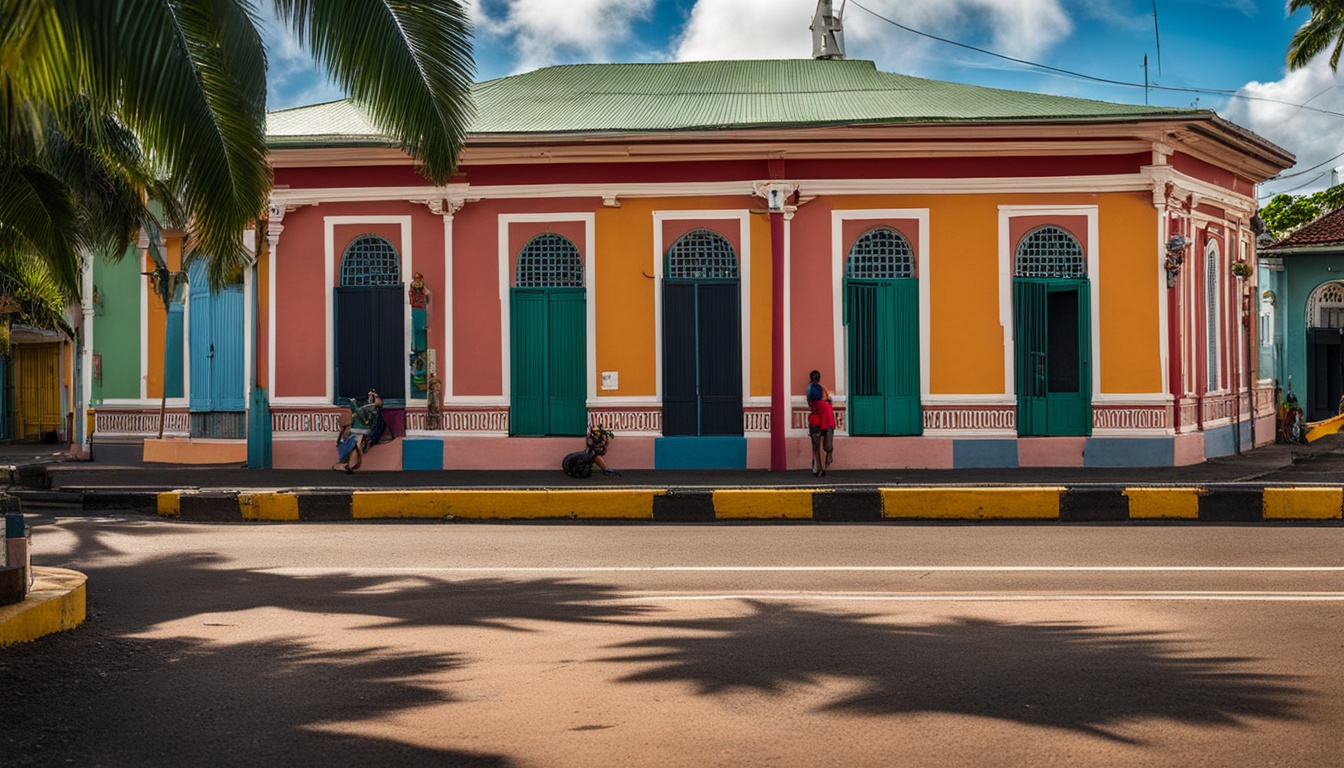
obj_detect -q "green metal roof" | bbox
[267,58,1197,145]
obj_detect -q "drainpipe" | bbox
[757,176,794,472]
[79,254,94,455]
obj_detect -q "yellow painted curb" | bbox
[239,492,300,521]
[0,567,87,647]
[351,489,662,519]
[1263,487,1344,520]
[157,491,181,518]
[712,489,817,519]
[1124,487,1201,519]
[880,487,1063,519]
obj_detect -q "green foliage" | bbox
[1259,184,1344,239]
[1288,0,1344,71]
[0,249,72,355]
[1,0,475,292]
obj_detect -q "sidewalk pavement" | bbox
[2,434,1342,523]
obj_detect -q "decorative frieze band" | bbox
[95,412,190,434]
[272,411,345,433]
[923,406,1015,431]
[587,408,662,433]
[1202,394,1236,424]
[1092,406,1170,430]
[744,408,770,433]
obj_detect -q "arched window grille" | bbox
[666,228,738,280]
[516,233,583,287]
[1206,240,1221,391]
[340,235,401,286]
[846,227,914,278]
[1014,226,1085,278]
[1307,281,1344,328]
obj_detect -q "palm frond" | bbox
[274,0,476,184]
[1287,1,1344,70]
[0,158,83,296]
[53,0,270,288]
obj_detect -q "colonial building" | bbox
[85,55,1293,469]
[1259,208,1344,423]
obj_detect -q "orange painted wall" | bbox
[592,201,658,397]
[1096,192,1162,393]
[590,196,761,398]
[825,192,1162,396]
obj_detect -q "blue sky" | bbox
[259,1,1342,199]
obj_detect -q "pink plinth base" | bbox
[1018,436,1087,468]
[802,436,955,470]
[274,435,658,470]
[274,437,401,470]
[1173,432,1206,466]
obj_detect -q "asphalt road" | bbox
[4,516,1344,767]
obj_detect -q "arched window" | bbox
[340,235,400,286]
[516,233,583,287]
[1206,240,1221,391]
[1307,281,1344,328]
[1014,226,1085,278]
[666,228,738,279]
[846,227,914,278]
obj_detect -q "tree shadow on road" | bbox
[0,623,510,767]
[603,601,1309,743]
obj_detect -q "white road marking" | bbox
[614,592,1344,602]
[260,565,1344,575]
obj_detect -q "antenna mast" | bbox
[812,0,846,60]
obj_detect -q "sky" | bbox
[258,1,1344,201]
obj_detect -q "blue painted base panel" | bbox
[655,436,748,469]
[1083,437,1175,467]
[951,439,1019,469]
[402,438,444,470]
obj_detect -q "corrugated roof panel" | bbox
[268,58,1195,143]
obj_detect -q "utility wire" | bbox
[847,1,1344,121]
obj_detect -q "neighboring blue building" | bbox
[1260,209,1344,422]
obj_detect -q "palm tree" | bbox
[1,0,475,292]
[1287,0,1344,70]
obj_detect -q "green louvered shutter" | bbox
[546,288,587,435]
[845,278,920,435]
[510,288,547,436]
[1014,279,1049,436]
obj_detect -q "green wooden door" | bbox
[1015,278,1091,436]
[846,278,921,435]
[511,287,586,436]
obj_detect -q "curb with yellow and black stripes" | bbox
[128,485,1344,522]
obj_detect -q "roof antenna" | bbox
[812,0,846,60]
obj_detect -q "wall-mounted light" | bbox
[1164,235,1189,288]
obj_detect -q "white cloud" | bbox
[674,0,1072,72]
[1221,57,1344,195]
[471,0,655,72]
[253,1,343,109]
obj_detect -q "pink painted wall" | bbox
[788,200,835,398]
[448,198,598,397]
[271,200,448,400]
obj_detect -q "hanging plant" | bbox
[1231,260,1253,279]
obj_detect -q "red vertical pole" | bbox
[770,209,787,472]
